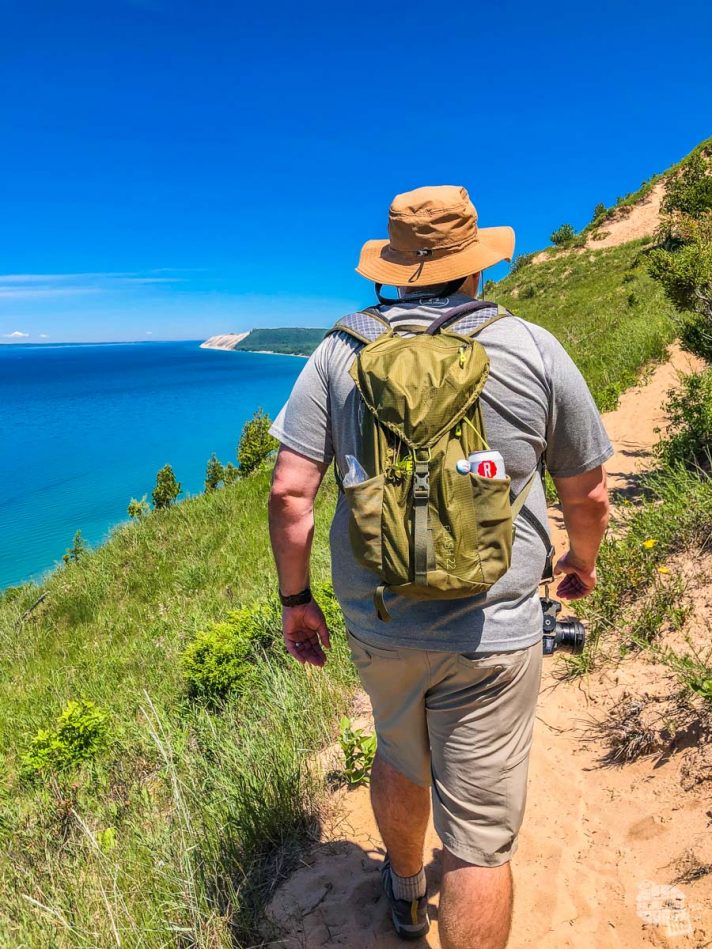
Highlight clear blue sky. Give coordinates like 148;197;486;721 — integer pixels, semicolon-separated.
1;0;710;342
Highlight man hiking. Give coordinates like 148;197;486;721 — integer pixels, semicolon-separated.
268;186;612;948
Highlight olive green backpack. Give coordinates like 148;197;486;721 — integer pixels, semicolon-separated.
329;300;553;621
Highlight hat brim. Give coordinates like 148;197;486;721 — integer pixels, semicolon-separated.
356;226;515;286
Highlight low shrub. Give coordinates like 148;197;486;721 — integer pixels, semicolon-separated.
655;369;712;469
127;495;150;519
339;717;377;786
510;253;534;274
567;465;712;674
679;313;712;362
21;699;110;776
180;583;345;704
550;223;576;246
181;602;281;704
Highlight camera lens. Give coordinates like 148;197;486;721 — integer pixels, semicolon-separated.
555;620;585;653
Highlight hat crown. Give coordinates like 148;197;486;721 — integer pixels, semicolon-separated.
388;186;479;255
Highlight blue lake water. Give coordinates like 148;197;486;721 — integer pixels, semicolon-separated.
0;341;305;589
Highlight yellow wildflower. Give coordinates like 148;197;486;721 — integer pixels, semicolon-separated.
642;538;657;549
657;566;670;574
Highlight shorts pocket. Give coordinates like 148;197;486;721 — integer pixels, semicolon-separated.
456;647;529;676
346;629;400;665
344;474;384;573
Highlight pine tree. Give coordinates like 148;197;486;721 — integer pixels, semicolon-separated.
63;530;86;564
152;464;181;509
237;408;279;476
204;454;225;492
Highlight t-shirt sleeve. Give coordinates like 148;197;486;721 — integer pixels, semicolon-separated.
269;338;334;464
529;324;614;478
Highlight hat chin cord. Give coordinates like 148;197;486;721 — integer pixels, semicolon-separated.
375;277;467;306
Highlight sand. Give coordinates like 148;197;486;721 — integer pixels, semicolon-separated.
532;180;666;265
267;345;710;949
199;331;251;350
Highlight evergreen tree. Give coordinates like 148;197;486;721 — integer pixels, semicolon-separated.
204;454;225;492
223;462;240;485
152;464;181;509
550;223;576;246
237;408;279;476
592;202;607;223
63;530;86;564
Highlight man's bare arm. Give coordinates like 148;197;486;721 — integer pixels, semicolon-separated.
552;464;610;600
268;445;331;666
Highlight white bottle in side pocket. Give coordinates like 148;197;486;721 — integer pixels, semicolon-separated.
468;450;506;479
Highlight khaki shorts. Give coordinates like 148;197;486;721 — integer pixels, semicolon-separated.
346;630;542;867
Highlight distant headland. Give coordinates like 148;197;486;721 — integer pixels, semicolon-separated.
201;327;326;357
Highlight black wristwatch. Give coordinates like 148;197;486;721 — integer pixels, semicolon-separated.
279;585;312;607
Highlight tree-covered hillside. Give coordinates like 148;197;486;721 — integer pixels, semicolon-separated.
235;326;326;355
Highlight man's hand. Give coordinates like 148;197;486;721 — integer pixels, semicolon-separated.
553;465;609;601
554;550;597;600
282;599;331;667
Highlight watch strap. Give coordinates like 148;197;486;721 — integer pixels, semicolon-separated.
279;585;312;607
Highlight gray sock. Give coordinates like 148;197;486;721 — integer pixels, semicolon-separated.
391;865;427;901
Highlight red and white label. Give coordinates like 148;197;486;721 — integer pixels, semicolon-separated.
477;459;498;479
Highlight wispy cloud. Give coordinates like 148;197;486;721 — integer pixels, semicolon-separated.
0;271;185;300
0;286;99;300
3;330;30;338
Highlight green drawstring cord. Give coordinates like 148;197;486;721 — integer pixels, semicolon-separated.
462;415;490;450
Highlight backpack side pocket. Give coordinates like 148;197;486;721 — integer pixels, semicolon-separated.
470;473;514;584
344;474;385;574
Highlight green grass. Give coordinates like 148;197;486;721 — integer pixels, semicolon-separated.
561;465;712;678
0;468;359;946
491;239;679;410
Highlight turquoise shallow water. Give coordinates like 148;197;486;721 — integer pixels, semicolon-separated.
0;341;305;589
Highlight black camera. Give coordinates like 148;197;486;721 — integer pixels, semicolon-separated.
540;593;585;655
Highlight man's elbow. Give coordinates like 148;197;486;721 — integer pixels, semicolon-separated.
589;480;611;527
268;475;313;520
555;466;610;521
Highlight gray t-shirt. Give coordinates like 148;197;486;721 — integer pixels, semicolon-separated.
270;294;613;653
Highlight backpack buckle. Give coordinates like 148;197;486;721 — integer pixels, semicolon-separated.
412;449;431;500
413;467;430;499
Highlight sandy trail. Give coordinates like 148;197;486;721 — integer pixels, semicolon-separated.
268;345;710;949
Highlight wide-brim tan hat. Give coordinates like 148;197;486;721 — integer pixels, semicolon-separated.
356;185;515;287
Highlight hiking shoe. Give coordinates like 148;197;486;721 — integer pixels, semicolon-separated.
381;856;430;941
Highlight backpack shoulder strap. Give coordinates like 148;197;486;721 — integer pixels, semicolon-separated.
450;303;510;338
510;461;555;582
326;307;391;345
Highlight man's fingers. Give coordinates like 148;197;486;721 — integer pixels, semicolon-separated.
285;634;326;667
285;640;307;663
297;638;326;667
319;622;331;650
